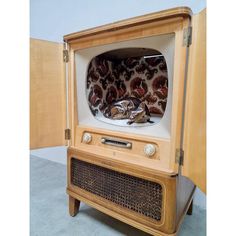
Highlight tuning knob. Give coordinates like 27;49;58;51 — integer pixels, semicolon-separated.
144;144;156;157
82;132;92;144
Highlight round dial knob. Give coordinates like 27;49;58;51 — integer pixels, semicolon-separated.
144;144;156;157
82;132;92;144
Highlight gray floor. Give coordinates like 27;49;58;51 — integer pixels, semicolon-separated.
30;155;206;236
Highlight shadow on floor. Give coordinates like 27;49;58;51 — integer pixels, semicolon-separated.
79;206;149;236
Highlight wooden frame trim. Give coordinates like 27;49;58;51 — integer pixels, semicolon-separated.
64;7;192;42
68;147;177;178
67;47;78;147
74;125;173;171
169;17;191;172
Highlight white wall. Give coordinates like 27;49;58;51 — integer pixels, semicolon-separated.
30;0;206;42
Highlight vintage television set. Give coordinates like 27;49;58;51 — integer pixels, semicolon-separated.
64;7;206;236
31;7;206;236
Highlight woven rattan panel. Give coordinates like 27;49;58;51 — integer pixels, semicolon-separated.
71;158;163;221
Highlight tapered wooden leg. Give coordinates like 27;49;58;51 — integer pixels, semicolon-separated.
69;196;80;217
187;199;193;215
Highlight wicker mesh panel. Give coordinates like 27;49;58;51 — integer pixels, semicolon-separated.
71;158;162;221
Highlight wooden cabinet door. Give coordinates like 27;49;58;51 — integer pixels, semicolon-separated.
30;39;66;149
181;9;206;193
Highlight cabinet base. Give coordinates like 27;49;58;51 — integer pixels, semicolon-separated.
67;186;195;236
67;148;195;235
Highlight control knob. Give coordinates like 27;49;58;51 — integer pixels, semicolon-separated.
144;144;156;157
82;132;92;144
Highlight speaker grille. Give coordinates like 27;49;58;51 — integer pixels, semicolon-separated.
71;158;163;221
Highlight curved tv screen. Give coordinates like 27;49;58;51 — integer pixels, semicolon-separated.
86;48;168;127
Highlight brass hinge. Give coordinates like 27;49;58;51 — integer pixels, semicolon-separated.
183;26;192;47
63;49;69;62
65;129;71;140
175;148;184;165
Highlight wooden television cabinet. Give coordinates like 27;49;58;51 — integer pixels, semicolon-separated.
30;6;206;236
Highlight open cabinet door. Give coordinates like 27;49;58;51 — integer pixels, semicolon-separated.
181;9;206;193
30;39;66;149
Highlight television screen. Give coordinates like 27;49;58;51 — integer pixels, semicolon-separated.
75;34;175;139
